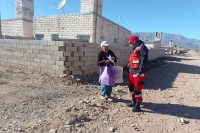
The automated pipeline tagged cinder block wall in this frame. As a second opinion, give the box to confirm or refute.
[0,39,132,75]
[95,16,131,45]
[1,19,24,37]
[63,41,132,75]
[33,14,94,41]
[0,39,65,75]
[1,19,33,38]
[0,39,164,76]
[146,40,165,60]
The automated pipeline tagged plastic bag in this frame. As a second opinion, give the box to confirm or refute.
[99,66,116,86]
[114,66,123,83]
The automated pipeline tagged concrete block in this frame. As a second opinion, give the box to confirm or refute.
[12,60,19,64]
[34,58,41,63]
[64,62,72,67]
[56,61,65,66]
[64,52,71,57]
[47,41,56,46]
[51,56,60,60]
[24,61,31,66]
[74,52,84,57]
[54,51,64,57]
[73,42,85,47]
[59,66,66,71]
[85,52,96,57]
[41,59,48,64]
[58,46,65,51]
[66,47,77,52]
[67,57,79,62]
[73,61,83,67]
[51,45,59,51]
[52,65,60,70]
[31,62,39,67]
[69,66,81,71]
[59,57,66,61]
[43,55,52,60]
[40,40,48,45]
[72,70,83,75]
[79,47,87,52]
[46,60,55,65]
[18,60,25,65]
[55,41,64,46]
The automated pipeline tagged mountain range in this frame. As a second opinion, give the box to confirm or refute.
[135,32,200,50]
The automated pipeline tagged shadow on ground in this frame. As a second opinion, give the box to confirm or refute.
[143,102,200,120]
[144,56,200,90]
[79,56,200,91]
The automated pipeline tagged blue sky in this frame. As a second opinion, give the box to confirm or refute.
[0,0,200,39]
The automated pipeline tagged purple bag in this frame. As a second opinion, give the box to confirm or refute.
[99,66,116,86]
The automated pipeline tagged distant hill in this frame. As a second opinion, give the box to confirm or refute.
[135,32,200,50]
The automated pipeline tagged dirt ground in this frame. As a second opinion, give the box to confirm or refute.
[0,50,200,133]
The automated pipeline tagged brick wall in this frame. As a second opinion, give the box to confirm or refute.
[2,14,131,46]
[63,41,132,75]
[0,39,164,76]
[1,19,24,37]
[80,0,102,15]
[146,40,165,60]
[0,39,65,75]
[1,19,33,37]
[96,16,131,45]
[33,14,131,46]
[33,14,94,41]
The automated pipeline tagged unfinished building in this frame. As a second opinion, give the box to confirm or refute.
[1,0,131,45]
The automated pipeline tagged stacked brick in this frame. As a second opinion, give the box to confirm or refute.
[63,41,99,75]
[1,20,24,37]
[62,41,132,75]
[0,39,65,75]
[1,39,158,76]
[109,45,132,66]
[33,14,94,40]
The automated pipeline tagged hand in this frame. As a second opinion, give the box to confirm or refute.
[105,60,110,64]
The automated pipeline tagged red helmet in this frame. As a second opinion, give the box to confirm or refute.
[128,35,139,44]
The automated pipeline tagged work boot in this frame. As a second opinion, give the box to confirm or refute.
[127,99,136,107]
[132,102,142,112]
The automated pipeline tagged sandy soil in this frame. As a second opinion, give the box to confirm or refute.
[0,50,200,133]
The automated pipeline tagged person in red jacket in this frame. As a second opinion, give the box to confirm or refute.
[127,35,148,112]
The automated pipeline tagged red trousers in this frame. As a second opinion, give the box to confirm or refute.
[128,73,145,102]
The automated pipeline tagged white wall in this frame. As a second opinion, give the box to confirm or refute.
[95,16,131,46]
[33,14,94,41]
[1,19,24,37]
